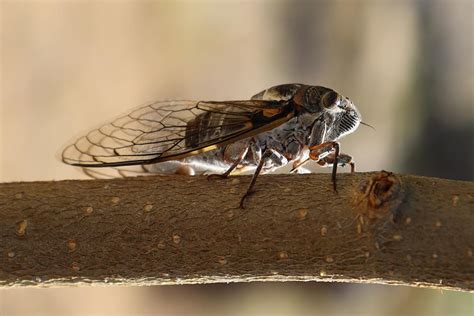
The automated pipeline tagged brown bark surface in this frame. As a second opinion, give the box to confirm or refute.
[0,172,472,291]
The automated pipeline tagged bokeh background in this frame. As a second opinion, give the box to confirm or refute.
[1,0,473,315]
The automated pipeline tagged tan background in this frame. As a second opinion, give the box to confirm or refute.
[1,0,473,315]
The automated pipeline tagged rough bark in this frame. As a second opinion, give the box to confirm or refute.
[0,171,472,291]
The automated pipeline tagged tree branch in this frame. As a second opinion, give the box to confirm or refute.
[0,171,472,291]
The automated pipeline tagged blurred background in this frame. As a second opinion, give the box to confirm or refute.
[1,0,472,315]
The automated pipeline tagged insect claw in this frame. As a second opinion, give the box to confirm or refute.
[350,162,355,173]
[239,190,255,209]
[239,194,248,209]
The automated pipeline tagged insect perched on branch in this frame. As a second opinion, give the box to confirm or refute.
[62,83,362,208]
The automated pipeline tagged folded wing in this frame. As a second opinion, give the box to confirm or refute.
[62,99,292,168]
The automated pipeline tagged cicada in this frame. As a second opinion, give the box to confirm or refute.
[62,84,362,207]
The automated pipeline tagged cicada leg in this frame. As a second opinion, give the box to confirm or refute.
[317,152,355,173]
[207,146,249,180]
[308,141,341,192]
[239,149,273,209]
[290,158,310,173]
[290,152,354,174]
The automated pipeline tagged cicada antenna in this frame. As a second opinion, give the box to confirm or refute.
[360,121,376,131]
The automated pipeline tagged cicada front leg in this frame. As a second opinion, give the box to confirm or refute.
[308,141,343,192]
[290,152,354,174]
[317,152,355,173]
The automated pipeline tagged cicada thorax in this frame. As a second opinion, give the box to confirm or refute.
[251,83,303,102]
[247,84,362,171]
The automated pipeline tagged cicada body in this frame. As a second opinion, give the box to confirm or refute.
[62,84,362,207]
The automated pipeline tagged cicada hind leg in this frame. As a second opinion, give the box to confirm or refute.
[207,141,280,209]
[207,145,249,180]
[206,142,258,208]
[308,141,355,193]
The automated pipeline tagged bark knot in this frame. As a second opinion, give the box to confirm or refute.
[354,171,405,221]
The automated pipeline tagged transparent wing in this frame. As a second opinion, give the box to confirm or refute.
[62,99,293,167]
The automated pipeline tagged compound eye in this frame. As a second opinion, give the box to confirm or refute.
[321,91,339,108]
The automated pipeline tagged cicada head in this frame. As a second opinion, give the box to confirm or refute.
[323,90,361,140]
[295,86,362,141]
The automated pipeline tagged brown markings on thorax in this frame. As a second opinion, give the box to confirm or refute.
[262,108,283,117]
[291,85,309,109]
